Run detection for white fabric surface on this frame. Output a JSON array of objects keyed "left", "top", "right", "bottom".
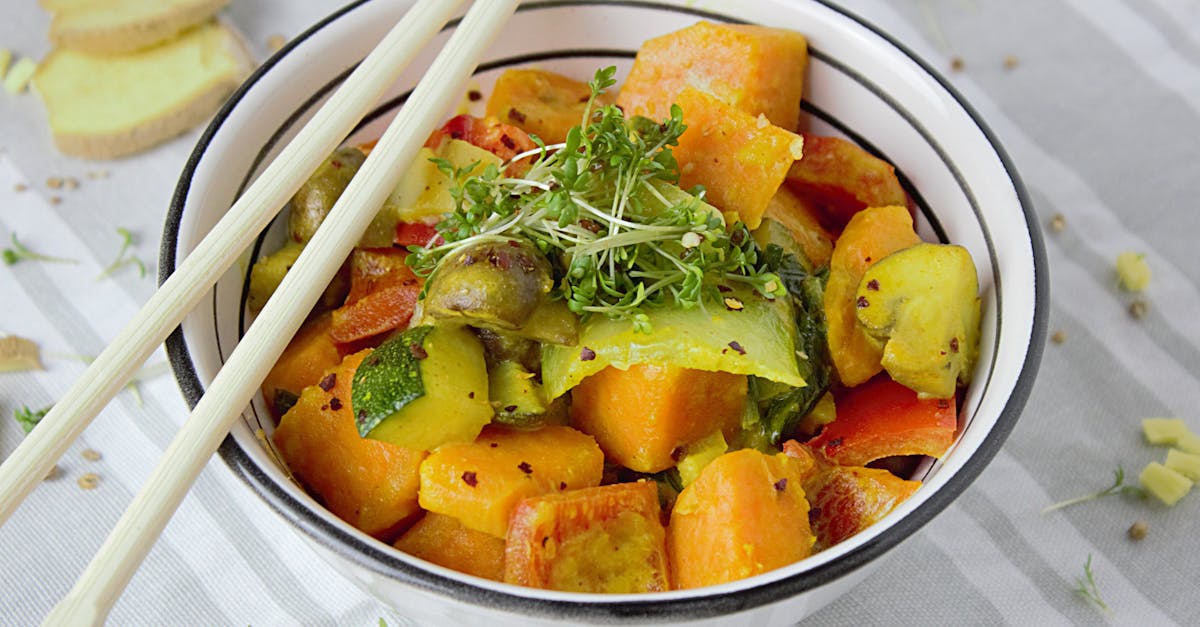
[{"left": 2, "top": 1, "right": 1198, "bottom": 625}]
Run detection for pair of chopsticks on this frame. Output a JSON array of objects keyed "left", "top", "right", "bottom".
[{"left": 0, "top": 0, "right": 519, "bottom": 623}]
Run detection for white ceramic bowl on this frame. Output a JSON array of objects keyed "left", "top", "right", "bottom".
[{"left": 162, "top": 1, "right": 1048, "bottom": 624}]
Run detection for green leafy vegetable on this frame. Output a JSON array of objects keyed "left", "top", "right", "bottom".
[
  {"left": 97, "top": 227, "right": 146, "bottom": 279},
  {"left": 1074, "top": 554, "right": 1110, "bottom": 613},
  {"left": 408, "top": 67, "right": 785, "bottom": 332},
  {"left": 3, "top": 233, "right": 78, "bottom": 266},
  {"left": 14, "top": 405, "right": 51, "bottom": 434},
  {"left": 1041, "top": 466, "right": 1147, "bottom": 514}
]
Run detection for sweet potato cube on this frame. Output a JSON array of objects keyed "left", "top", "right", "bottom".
[
  {"left": 823, "top": 205, "right": 921, "bottom": 387},
  {"left": 763, "top": 186, "right": 835, "bottom": 270},
  {"left": 505, "top": 481, "right": 669, "bottom": 592},
  {"left": 667, "top": 449, "right": 815, "bottom": 589},
  {"left": 569, "top": 363, "right": 747, "bottom": 473},
  {"left": 261, "top": 313, "right": 342, "bottom": 417},
  {"left": 672, "top": 88, "right": 803, "bottom": 230},
  {"left": 617, "top": 21, "right": 808, "bottom": 131},
  {"left": 330, "top": 248, "right": 422, "bottom": 345},
  {"left": 394, "top": 512, "right": 507, "bottom": 581},
  {"left": 486, "top": 68, "right": 616, "bottom": 144},
  {"left": 785, "top": 133, "right": 909, "bottom": 233},
  {"left": 273, "top": 350, "right": 426, "bottom": 540},
  {"left": 418, "top": 425, "right": 604, "bottom": 538}
]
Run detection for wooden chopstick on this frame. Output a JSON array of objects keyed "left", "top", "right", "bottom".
[
  {"left": 0, "top": 0, "right": 465, "bottom": 524},
  {"left": 41, "top": 1, "right": 519, "bottom": 623}
]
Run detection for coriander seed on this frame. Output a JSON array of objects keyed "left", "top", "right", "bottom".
[
  {"left": 82, "top": 448, "right": 102, "bottom": 462},
  {"left": 1128, "top": 300, "right": 1148, "bottom": 320},
  {"left": 1128, "top": 519, "right": 1148, "bottom": 540},
  {"left": 77, "top": 472, "right": 100, "bottom": 490},
  {"left": 1049, "top": 213, "right": 1066, "bottom": 233}
]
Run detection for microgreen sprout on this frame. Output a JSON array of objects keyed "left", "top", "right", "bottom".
[
  {"left": 1073, "top": 554, "right": 1110, "bottom": 613},
  {"left": 3, "top": 233, "right": 78, "bottom": 266},
  {"left": 1041, "top": 466, "right": 1147, "bottom": 514},
  {"left": 97, "top": 227, "right": 146, "bottom": 279},
  {"left": 14, "top": 405, "right": 52, "bottom": 434},
  {"left": 409, "top": 67, "right": 786, "bottom": 332}
]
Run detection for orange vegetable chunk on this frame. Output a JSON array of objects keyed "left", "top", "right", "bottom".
[
  {"left": 785, "top": 133, "right": 909, "bottom": 233},
  {"left": 672, "top": 88, "right": 803, "bottom": 230},
  {"left": 806, "top": 374, "right": 958, "bottom": 466},
  {"left": 763, "top": 186, "right": 835, "bottom": 270},
  {"left": 505, "top": 481, "right": 669, "bottom": 592},
  {"left": 823, "top": 205, "right": 921, "bottom": 386},
  {"left": 425, "top": 113, "right": 537, "bottom": 163},
  {"left": 617, "top": 21, "right": 808, "bottom": 131},
  {"left": 418, "top": 425, "right": 604, "bottom": 538},
  {"left": 394, "top": 512, "right": 507, "bottom": 582},
  {"left": 330, "top": 248, "right": 422, "bottom": 345},
  {"left": 667, "top": 449, "right": 815, "bottom": 589},
  {"left": 783, "top": 440, "right": 921, "bottom": 549},
  {"left": 261, "top": 313, "right": 341, "bottom": 417},
  {"left": 273, "top": 350, "right": 425, "bottom": 540},
  {"left": 485, "top": 68, "right": 616, "bottom": 144},
  {"left": 569, "top": 363, "right": 747, "bottom": 473}
]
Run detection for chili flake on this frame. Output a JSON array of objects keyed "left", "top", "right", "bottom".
[
  {"left": 329, "top": 397, "right": 343, "bottom": 411},
  {"left": 727, "top": 341, "right": 746, "bottom": 355},
  {"left": 504, "top": 405, "right": 518, "bottom": 413},
  {"left": 518, "top": 461, "right": 533, "bottom": 475},
  {"left": 409, "top": 343, "right": 428, "bottom": 360},
  {"left": 856, "top": 296, "right": 870, "bottom": 309},
  {"left": 507, "top": 107, "right": 527, "bottom": 124},
  {"left": 467, "top": 89, "right": 482, "bottom": 102},
  {"left": 318, "top": 373, "right": 336, "bottom": 392},
  {"left": 462, "top": 471, "right": 478, "bottom": 487},
  {"left": 580, "top": 346, "right": 596, "bottom": 361},
  {"left": 773, "top": 478, "right": 788, "bottom": 492},
  {"left": 867, "top": 279, "right": 880, "bottom": 291}
]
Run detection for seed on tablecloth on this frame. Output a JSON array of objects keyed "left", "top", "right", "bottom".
[
  {"left": 1051, "top": 330, "right": 1065, "bottom": 345},
  {"left": 77, "top": 472, "right": 100, "bottom": 490},
  {"left": 1049, "top": 213, "right": 1066, "bottom": 233},
  {"left": 1128, "top": 519, "right": 1148, "bottom": 540},
  {"left": 82, "top": 449, "right": 102, "bottom": 462},
  {"left": 14, "top": 182, "right": 27, "bottom": 192},
  {"left": 267, "top": 34, "right": 287, "bottom": 52},
  {"left": 64, "top": 177, "right": 79, "bottom": 190},
  {"left": 46, "top": 176, "right": 63, "bottom": 189},
  {"left": 1003, "top": 55, "right": 1019, "bottom": 70},
  {"left": 950, "top": 56, "right": 964, "bottom": 71},
  {"left": 1128, "top": 300, "right": 1148, "bottom": 320}
]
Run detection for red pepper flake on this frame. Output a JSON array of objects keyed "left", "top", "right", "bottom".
[
  {"left": 866, "top": 279, "right": 880, "bottom": 291},
  {"left": 518, "top": 461, "right": 533, "bottom": 475},
  {"left": 728, "top": 341, "right": 746, "bottom": 355},
  {"left": 542, "top": 536, "right": 550, "bottom": 547},
  {"left": 461, "top": 471, "right": 478, "bottom": 487},
  {"left": 559, "top": 481, "right": 567, "bottom": 490},
  {"left": 773, "top": 478, "right": 788, "bottom": 492},
  {"left": 490, "top": 442, "right": 499, "bottom": 448},
  {"left": 461, "top": 253, "right": 476, "bottom": 266},
  {"left": 356, "top": 409, "right": 368, "bottom": 421},
  {"left": 468, "top": 391, "right": 475, "bottom": 399},
  {"left": 409, "top": 343, "right": 428, "bottom": 360},
  {"left": 507, "top": 108, "right": 527, "bottom": 124},
  {"left": 321, "top": 404, "right": 329, "bottom": 411},
  {"left": 716, "top": 284, "right": 733, "bottom": 293},
  {"left": 864, "top": 256, "right": 872, "bottom": 263},
  {"left": 827, "top": 437, "right": 843, "bottom": 448},
  {"left": 856, "top": 296, "right": 870, "bottom": 309},
  {"left": 580, "top": 346, "right": 596, "bottom": 361},
  {"left": 318, "top": 373, "right": 336, "bottom": 392},
  {"left": 579, "top": 218, "right": 602, "bottom": 233},
  {"left": 937, "top": 399, "right": 951, "bottom": 409},
  {"left": 949, "top": 337, "right": 959, "bottom": 353},
  {"left": 329, "top": 397, "right": 343, "bottom": 411},
  {"left": 670, "top": 446, "right": 685, "bottom": 462},
  {"left": 504, "top": 404, "right": 518, "bottom": 413},
  {"left": 330, "top": 160, "right": 342, "bottom": 169},
  {"left": 500, "top": 134, "right": 516, "bottom": 150},
  {"left": 467, "top": 89, "right": 482, "bottom": 102}
]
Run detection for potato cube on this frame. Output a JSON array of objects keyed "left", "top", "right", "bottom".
[{"left": 394, "top": 512, "right": 506, "bottom": 581}]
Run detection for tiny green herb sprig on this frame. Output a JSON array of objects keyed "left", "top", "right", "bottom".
[
  {"left": 409, "top": 67, "right": 785, "bottom": 332},
  {"left": 97, "top": 227, "right": 146, "bottom": 279},
  {"left": 1074, "top": 554, "right": 1110, "bottom": 613},
  {"left": 3, "top": 233, "right": 78, "bottom": 266},
  {"left": 14, "top": 405, "right": 52, "bottom": 434},
  {"left": 1041, "top": 466, "right": 1147, "bottom": 514}
]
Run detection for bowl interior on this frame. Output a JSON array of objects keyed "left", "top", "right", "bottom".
[{"left": 163, "top": 0, "right": 1045, "bottom": 621}]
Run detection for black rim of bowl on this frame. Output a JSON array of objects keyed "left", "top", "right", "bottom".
[{"left": 161, "top": 0, "right": 1048, "bottom": 621}]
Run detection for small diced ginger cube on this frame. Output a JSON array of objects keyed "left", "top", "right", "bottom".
[
  {"left": 1139, "top": 462, "right": 1192, "bottom": 506},
  {"left": 1176, "top": 431, "right": 1200, "bottom": 455},
  {"left": 1116, "top": 252, "right": 1151, "bottom": 292},
  {"left": 1142, "top": 417, "right": 1189, "bottom": 445},
  {"left": 1165, "top": 449, "right": 1200, "bottom": 482}
]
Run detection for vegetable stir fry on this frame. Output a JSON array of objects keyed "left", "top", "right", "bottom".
[{"left": 253, "top": 21, "right": 982, "bottom": 593}]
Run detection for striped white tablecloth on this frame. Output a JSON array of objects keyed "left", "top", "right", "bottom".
[{"left": 2, "top": 1, "right": 1198, "bottom": 625}]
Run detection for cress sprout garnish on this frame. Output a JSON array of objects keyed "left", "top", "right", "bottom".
[
  {"left": 96, "top": 227, "right": 146, "bottom": 279},
  {"left": 408, "top": 67, "right": 785, "bottom": 333},
  {"left": 1074, "top": 554, "right": 1110, "bottom": 613},
  {"left": 1041, "top": 466, "right": 1146, "bottom": 514},
  {"left": 3, "top": 233, "right": 78, "bottom": 266}
]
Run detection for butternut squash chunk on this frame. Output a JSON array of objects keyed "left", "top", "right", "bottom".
[
  {"left": 505, "top": 481, "right": 669, "bottom": 592},
  {"left": 667, "top": 449, "right": 815, "bottom": 589},
  {"left": 418, "top": 425, "right": 604, "bottom": 537},
  {"left": 785, "top": 133, "right": 909, "bottom": 233},
  {"left": 393, "top": 512, "right": 506, "bottom": 581},
  {"left": 823, "top": 205, "right": 921, "bottom": 387},
  {"left": 672, "top": 88, "right": 803, "bottom": 230},
  {"left": 273, "top": 350, "right": 425, "bottom": 540},
  {"left": 485, "top": 68, "right": 615, "bottom": 144},
  {"left": 617, "top": 21, "right": 808, "bottom": 131},
  {"left": 569, "top": 364, "right": 747, "bottom": 473},
  {"left": 261, "top": 313, "right": 341, "bottom": 418}
]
